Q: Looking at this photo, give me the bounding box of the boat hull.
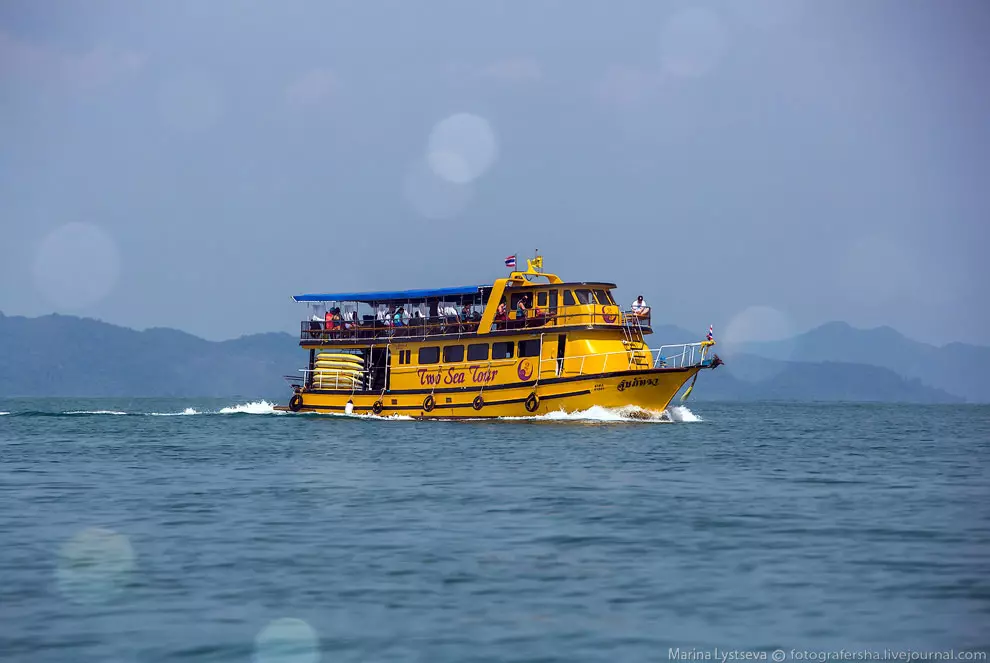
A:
[279,366,701,419]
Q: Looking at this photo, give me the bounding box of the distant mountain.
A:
[0,313,966,403]
[729,321,990,403]
[0,313,299,398]
[693,353,962,403]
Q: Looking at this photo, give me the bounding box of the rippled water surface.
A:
[1,399,988,662]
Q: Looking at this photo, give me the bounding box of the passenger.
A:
[393,306,405,327]
[324,307,334,332]
[631,295,651,321]
[516,295,528,326]
[461,303,473,332]
[531,303,544,327]
[494,302,508,330]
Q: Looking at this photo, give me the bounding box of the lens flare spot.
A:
[426,113,498,183]
[56,527,135,604]
[34,222,120,311]
[254,618,320,663]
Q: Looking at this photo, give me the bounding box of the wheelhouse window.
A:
[467,343,488,361]
[536,291,547,307]
[593,289,614,305]
[518,340,541,357]
[574,289,594,305]
[492,342,514,360]
[418,346,440,364]
[563,290,576,306]
[443,345,464,363]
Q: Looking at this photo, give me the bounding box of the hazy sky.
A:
[1,0,988,345]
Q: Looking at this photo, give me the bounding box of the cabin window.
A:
[443,345,464,363]
[593,289,614,305]
[492,342,514,360]
[418,346,440,364]
[467,343,489,361]
[563,290,576,306]
[537,291,547,307]
[518,340,541,357]
[574,289,594,305]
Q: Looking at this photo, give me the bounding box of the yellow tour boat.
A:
[277,255,722,418]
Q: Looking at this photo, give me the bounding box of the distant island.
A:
[0,313,983,403]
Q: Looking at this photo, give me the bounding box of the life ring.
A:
[423,395,436,412]
[472,395,484,411]
[372,400,384,415]
[288,394,304,412]
[524,392,539,413]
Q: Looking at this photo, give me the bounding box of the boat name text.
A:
[617,376,660,391]
[417,366,499,386]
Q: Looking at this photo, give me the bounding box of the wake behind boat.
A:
[277,254,722,418]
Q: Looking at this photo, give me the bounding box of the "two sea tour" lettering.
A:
[417,366,499,386]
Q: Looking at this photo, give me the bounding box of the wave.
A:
[666,405,702,422]
[217,400,284,415]
[63,410,128,415]
[0,411,9,416]
[147,408,199,417]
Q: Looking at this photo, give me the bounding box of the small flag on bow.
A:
[505,255,517,268]
[707,325,714,341]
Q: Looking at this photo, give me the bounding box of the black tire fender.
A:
[472,395,484,411]
[372,400,384,415]
[288,394,304,412]
[423,395,436,412]
[524,392,539,413]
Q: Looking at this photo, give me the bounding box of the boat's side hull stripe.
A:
[302,388,592,412]
[305,366,693,396]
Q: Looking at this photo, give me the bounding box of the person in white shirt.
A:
[631,295,651,319]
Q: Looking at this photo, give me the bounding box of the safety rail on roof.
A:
[300,307,651,344]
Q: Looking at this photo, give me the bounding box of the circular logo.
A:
[602,307,617,324]
[517,359,535,381]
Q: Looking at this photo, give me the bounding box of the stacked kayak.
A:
[313,352,365,389]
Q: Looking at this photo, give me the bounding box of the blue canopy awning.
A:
[292,285,485,303]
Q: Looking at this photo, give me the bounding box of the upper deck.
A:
[292,261,653,347]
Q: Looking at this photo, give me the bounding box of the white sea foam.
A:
[497,404,702,423]
[0,412,9,416]
[148,408,199,417]
[666,405,702,422]
[64,410,128,415]
[217,400,284,415]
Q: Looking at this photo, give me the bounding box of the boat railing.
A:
[299,305,649,344]
[538,341,713,378]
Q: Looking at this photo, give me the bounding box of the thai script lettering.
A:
[617,376,659,392]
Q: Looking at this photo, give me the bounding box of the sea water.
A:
[1,399,987,662]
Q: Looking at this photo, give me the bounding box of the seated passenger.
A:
[631,295,651,321]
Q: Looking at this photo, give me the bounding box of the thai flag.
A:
[505,255,516,268]
[707,325,714,341]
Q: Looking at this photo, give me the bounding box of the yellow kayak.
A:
[316,353,365,364]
